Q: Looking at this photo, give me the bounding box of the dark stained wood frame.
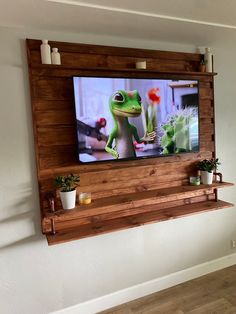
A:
[26,39,233,245]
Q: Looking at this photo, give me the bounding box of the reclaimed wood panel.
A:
[25,38,226,245]
[32,77,73,100]
[34,100,74,111]
[27,39,202,60]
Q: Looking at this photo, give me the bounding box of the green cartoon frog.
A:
[105,90,156,159]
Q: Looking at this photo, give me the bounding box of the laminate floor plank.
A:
[187,298,236,314]
[99,265,236,314]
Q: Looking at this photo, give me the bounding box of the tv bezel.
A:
[72,75,200,164]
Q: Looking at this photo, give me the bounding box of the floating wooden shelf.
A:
[43,182,234,245]
[46,200,233,245]
[30,64,217,77]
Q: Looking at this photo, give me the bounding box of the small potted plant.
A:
[54,174,80,210]
[197,158,220,185]
[199,59,207,72]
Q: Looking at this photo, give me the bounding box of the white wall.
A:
[0,26,236,314]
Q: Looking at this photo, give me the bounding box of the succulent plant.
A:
[197,158,220,173]
[54,174,80,192]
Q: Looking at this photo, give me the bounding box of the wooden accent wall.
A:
[26,39,217,244]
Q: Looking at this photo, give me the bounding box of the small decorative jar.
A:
[189,176,201,186]
[79,192,92,205]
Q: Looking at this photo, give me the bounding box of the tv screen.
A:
[73,77,199,163]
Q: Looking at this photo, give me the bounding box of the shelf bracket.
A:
[50,218,56,235]
[214,172,223,183]
[214,188,218,202]
[46,192,56,212]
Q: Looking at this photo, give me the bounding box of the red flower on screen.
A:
[148,88,161,105]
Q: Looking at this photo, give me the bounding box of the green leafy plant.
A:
[54,174,80,192]
[197,158,220,173]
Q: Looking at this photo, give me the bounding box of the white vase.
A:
[51,48,61,65]
[40,39,51,64]
[60,190,76,210]
[204,47,213,72]
[201,171,213,185]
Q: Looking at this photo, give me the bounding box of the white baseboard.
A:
[51,253,236,314]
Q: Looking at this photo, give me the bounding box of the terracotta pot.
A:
[199,64,206,72]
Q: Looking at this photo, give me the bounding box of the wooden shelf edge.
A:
[30,64,217,76]
[43,182,234,223]
[46,199,234,246]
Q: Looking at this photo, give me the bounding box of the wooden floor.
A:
[100,265,236,314]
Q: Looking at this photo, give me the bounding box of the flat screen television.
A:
[73,76,199,163]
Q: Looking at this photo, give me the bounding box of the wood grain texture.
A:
[46,200,233,245]
[99,265,236,314]
[42,182,232,234]
[44,182,233,219]
[25,38,230,245]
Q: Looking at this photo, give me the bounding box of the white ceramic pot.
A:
[60,190,76,210]
[200,171,213,185]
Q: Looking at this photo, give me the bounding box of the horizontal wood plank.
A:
[27,39,203,61]
[38,150,213,177]
[43,182,233,222]
[46,200,234,245]
[43,194,213,233]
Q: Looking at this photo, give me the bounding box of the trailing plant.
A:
[54,173,80,192]
[197,158,220,173]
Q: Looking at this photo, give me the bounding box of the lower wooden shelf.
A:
[46,199,233,245]
[43,181,234,245]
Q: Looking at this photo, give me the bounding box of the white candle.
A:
[136,61,147,69]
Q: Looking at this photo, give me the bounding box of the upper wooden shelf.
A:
[43,182,234,245]
[30,63,217,77]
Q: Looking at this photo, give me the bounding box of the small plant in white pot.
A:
[197,158,220,185]
[54,174,80,210]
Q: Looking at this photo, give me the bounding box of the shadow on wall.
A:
[0,39,46,250]
[0,183,44,250]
